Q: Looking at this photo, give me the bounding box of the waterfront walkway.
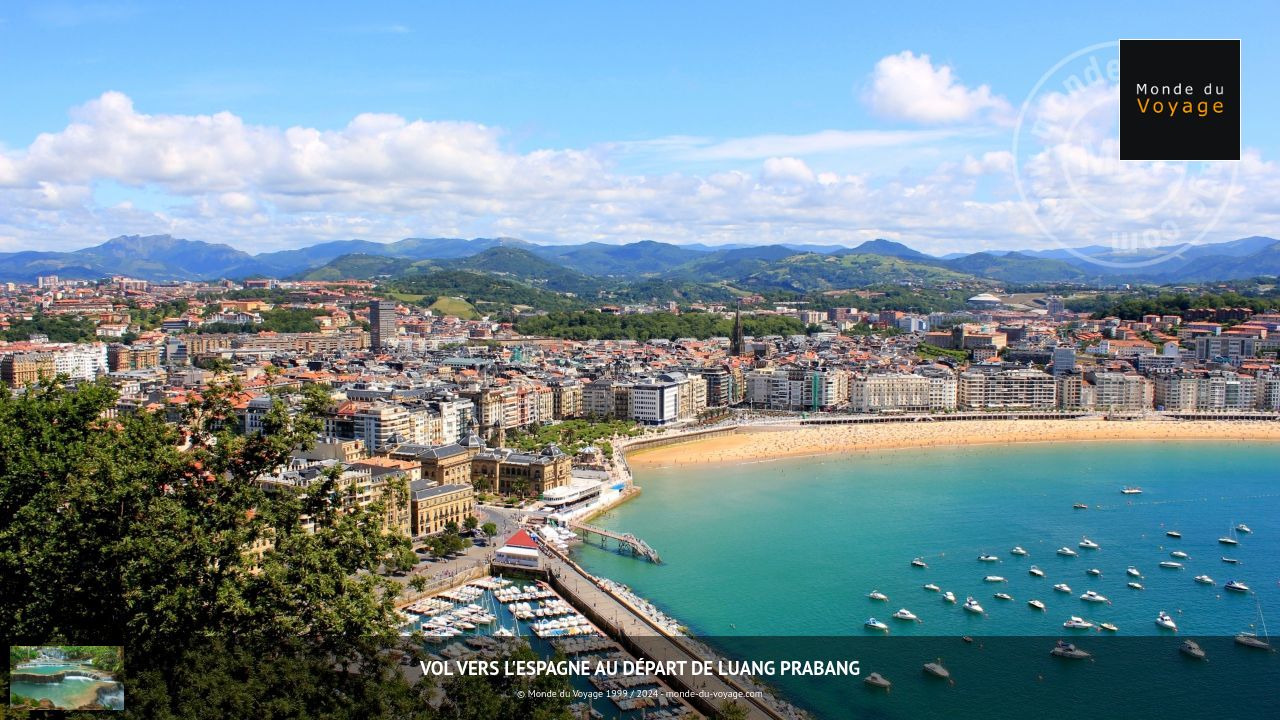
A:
[544,553,787,720]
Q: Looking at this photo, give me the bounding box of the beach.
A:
[625,419,1280,468]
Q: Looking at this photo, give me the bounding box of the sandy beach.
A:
[625,419,1280,468]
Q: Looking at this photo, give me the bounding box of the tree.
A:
[481,522,498,540]
[717,700,751,720]
[409,576,428,593]
[392,546,418,573]
[463,515,478,532]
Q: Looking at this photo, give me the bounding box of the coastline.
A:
[625,418,1280,469]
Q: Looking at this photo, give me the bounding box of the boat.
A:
[1235,523,1252,534]
[962,596,984,614]
[1063,616,1093,629]
[962,635,973,643]
[1159,561,1183,569]
[1079,590,1109,603]
[1218,536,1239,546]
[1180,640,1207,660]
[1155,611,1178,631]
[868,590,889,601]
[1234,602,1273,651]
[1078,537,1100,550]
[1011,546,1028,556]
[923,583,941,592]
[994,592,1013,601]
[983,575,1007,583]
[1166,530,1181,538]
[1224,580,1250,593]
[911,557,928,568]
[893,608,920,622]
[1126,566,1142,577]
[863,672,892,689]
[978,554,1000,562]
[1029,565,1046,577]
[1086,568,1102,577]
[1194,575,1215,585]
[943,591,957,604]
[1222,557,1240,564]
[922,661,950,679]
[1057,547,1078,557]
[1128,582,1144,590]
[1073,503,1088,509]
[864,617,890,632]
[1050,640,1092,659]
[1053,583,1072,593]
[1099,622,1118,632]
[1170,551,1189,559]
[1121,486,1143,494]
[1028,599,1046,611]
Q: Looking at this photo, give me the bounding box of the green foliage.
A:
[386,271,588,313]
[481,522,498,538]
[505,419,639,454]
[515,311,805,341]
[916,343,968,362]
[127,299,190,331]
[0,312,98,343]
[1078,290,1280,320]
[191,307,328,334]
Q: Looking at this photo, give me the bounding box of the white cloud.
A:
[0,90,1276,256]
[864,51,1012,125]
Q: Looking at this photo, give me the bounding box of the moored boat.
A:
[1099,622,1118,632]
[1057,547,1078,557]
[1128,582,1144,590]
[1155,611,1178,632]
[911,557,928,568]
[1180,640,1206,660]
[1159,561,1183,569]
[864,672,892,689]
[1029,565,1046,577]
[1079,590,1108,603]
[1235,523,1252,534]
[923,661,950,679]
[978,554,1000,562]
[1063,616,1093,629]
[1221,557,1240,564]
[892,608,920,622]
[868,590,889,601]
[1224,580,1250,593]
[1086,568,1102,577]
[994,592,1013,601]
[943,591,957,604]
[962,596,984,614]
[1028,599,1046,611]
[923,583,940,592]
[1050,640,1091,659]
[1121,486,1143,494]
[1166,530,1181,538]
[1078,537,1100,550]
[1194,575,1214,585]
[983,575,1007,583]
[1170,550,1188,559]
[1126,566,1142,577]
[864,617,890,632]
[1053,583,1072,593]
[1011,546,1028,556]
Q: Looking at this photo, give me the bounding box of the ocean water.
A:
[574,441,1280,719]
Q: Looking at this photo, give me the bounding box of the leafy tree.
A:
[463,515,478,532]
[481,522,498,540]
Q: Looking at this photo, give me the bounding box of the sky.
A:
[1,1,1279,256]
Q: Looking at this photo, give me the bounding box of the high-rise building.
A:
[369,300,396,350]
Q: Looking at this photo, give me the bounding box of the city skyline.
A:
[2,2,1279,256]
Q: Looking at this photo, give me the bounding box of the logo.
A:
[1012,41,1239,269]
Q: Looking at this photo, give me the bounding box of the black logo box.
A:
[1120,39,1240,161]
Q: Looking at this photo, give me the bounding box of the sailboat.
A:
[1235,599,1273,650]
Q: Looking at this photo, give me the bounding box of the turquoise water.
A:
[575,441,1280,718]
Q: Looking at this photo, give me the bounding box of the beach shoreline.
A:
[624,419,1280,469]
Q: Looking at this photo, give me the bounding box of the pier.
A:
[568,520,662,563]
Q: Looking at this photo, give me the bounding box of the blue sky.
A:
[1,1,1278,254]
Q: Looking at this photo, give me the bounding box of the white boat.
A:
[923,661,950,679]
[892,608,919,622]
[1028,599,1046,611]
[1063,616,1093,629]
[1234,598,1272,650]
[923,583,940,592]
[868,590,889,601]
[983,575,1007,583]
[1121,486,1143,494]
[911,557,928,568]
[994,592,1013,601]
[1078,537,1100,550]
[1079,590,1109,603]
[1057,547,1078,557]
[1166,530,1181,538]
[1029,565,1046,577]
[1194,575,1215,585]
[978,554,1000,562]
[1053,583,1072,593]
[1235,523,1252,534]
[1159,561,1183,569]
[1224,580,1250,593]
[864,617,890,632]
[1099,622,1119,632]
[1221,557,1240,564]
[1086,568,1102,577]
[1170,551,1189,559]
[1126,566,1142,577]
[1155,611,1178,631]
[963,596,984,614]
[943,591,957,604]
[1218,536,1239,546]
[864,672,892,689]
[1128,582,1144,590]
[1050,640,1092,659]
[1011,546,1028,556]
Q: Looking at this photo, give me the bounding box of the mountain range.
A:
[3,234,1279,290]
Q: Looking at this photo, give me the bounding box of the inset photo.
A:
[9,646,124,711]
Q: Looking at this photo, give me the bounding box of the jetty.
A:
[568,520,662,563]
